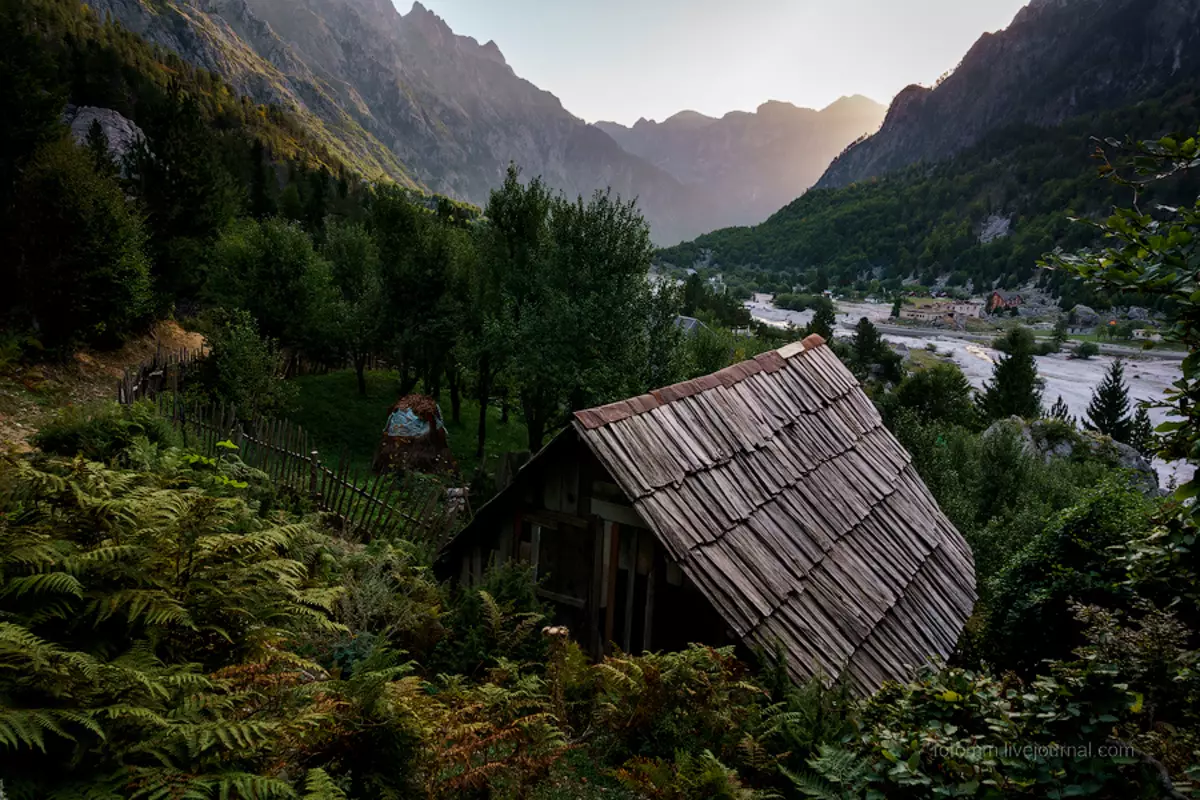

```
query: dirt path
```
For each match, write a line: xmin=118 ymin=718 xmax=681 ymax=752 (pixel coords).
xmin=0 ymin=321 xmax=205 ymax=454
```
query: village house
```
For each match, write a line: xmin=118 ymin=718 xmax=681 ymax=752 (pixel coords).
xmin=899 ymin=303 xmax=955 ymax=324
xmin=988 ymin=290 xmax=1023 ymax=313
xmin=952 ymin=300 xmax=986 ymax=319
xmin=437 ymin=335 xmax=977 ymax=693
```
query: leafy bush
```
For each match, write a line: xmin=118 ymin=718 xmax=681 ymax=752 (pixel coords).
xmin=1071 ymin=340 xmax=1101 ymax=359
xmin=33 ymin=400 xmax=179 ymax=462
xmin=983 ymin=481 xmax=1156 ymax=674
xmin=432 ymin=562 xmax=550 ymax=678
xmin=193 ymin=308 xmax=297 ymax=417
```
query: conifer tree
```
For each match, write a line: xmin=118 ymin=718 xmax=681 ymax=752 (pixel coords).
xmin=979 ymin=327 xmax=1043 ymax=420
xmin=1049 ymin=395 xmax=1074 ymax=425
xmin=1084 ymin=359 xmax=1132 ymax=442
xmin=851 ymin=316 xmax=883 ymax=377
xmin=809 ymin=299 xmax=837 ymax=341
xmin=1129 ymin=405 xmax=1155 ymax=458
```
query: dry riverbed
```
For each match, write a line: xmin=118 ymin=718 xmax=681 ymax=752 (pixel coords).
xmin=746 ymin=300 xmax=1193 ymax=487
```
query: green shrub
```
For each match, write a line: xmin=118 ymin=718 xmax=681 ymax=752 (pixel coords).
xmin=33 ymin=400 xmax=179 ymax=462
xmin=431 ymin=562 xmax=550 ymax=678
xmin=983 ymin=481 xmax=1156 ymax=674
xmin=193 ymin=309 xmax=297 ymax=417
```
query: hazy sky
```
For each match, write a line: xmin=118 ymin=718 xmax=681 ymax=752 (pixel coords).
xmin=404 ymin=0 xmax=1030 ymax=125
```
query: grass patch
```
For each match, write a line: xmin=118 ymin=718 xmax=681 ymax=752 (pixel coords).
xmin=287 ymin=369 xmax=529 ymax=480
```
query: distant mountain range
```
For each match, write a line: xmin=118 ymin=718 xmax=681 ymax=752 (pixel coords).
xmin=816 ymin=0 xmax=1200 ymax=189
xmin=660 ymin=0 xmax=1200 ymax=296
xmin=81 ymin=0 xmax=878 ymax=243
xmin=596 ymin=96 xmax=885 ymax=229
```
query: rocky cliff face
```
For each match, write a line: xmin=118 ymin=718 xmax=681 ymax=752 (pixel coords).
xmin=816 ymin=0 xmax=1200 ymax=189
xmin=595 ymin=96 xmax=884 ymax=228
xmin=82 ymin=0 xmax=711 ymax=243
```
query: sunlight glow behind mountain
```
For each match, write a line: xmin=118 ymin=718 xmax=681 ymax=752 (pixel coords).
xmin=406 ymin=0 xmax=1030 ymax=125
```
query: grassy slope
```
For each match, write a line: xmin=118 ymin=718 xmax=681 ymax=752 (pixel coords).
xmin=287 ymin=370 xmax=529 ymax=480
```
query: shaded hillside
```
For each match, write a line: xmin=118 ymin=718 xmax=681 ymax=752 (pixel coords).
xmin=817 ymin=0 xmax=1200 ymax=190
xmin=595 ymin=96 xmax=884 ymax=228
xmin=657 ymin=83 xmax=1200 ymax=296
xmin=83 ymin=0 xmax=711 ymax=242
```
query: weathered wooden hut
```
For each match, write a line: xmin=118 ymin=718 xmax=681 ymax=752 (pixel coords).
xmin=437 ymin=335 xmax=976 ymax=693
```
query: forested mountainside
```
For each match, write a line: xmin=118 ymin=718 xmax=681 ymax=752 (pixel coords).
xmin=82 ymin=0 xmax=723 ymax=242
xmin=595 ymin=96 xmax=885 ymax=229
xmin=816 ymin=0 xmax=1200 ymax=190
xmin=658 ymin=81 xmax=1200 ymax=298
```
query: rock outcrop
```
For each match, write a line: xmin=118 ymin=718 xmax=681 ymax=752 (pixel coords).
xmin=64 ymin=106 xmax=145 ymax=164
xmin=986 ymin=417 xmax=1159 ymax=495
xmin=80 ymin=0 xmax=736 ymax=243
xmin=816 ymin=0 xmax=1200 ymax=189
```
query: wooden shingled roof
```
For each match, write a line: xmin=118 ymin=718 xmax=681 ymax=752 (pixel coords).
xmin=572 ymin=334 xmax=976 ymax=693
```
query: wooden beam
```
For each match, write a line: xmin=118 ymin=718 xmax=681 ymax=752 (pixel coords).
xmin=536 ymin=588 xmax=586 ymax=609
xmin=604 ymin=523 xmax=620 ymax=654
xmin=524 ymin=509 xmax=589 ymax=529
xmin=623 ymin=528 xmax=639 ymax=653
xmin=590 ymin=518 xmax=605 ymax=657
xmin=530 ymin=524 xmax=541 ymax=580
xmin=589 ymin=497 xmax=647 ymax=529
xmin=643 ymin=545 xmax=657 ymax=653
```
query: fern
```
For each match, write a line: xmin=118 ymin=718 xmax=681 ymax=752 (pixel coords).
xmin=301 ymin=768 xmax=347 ymax=800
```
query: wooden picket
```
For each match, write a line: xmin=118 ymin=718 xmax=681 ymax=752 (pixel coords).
xmin=120 ymin=349 xmax=464 ymax=546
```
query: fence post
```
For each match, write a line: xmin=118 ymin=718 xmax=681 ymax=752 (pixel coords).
xmin=309 ymin=450 xmax=320 ymax=500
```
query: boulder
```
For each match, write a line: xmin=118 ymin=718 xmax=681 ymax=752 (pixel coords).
xmin=63 ymin=106 xmax=145 ymax=167
xmin=983 ymin=417 xmax=1159 ymax=495
xmin=1070 ymin=304 xmax=1102 ymax=327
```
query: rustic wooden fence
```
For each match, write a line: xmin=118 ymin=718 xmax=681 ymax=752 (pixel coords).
xmin=116 ymin=347 xmax=465 ymax=545
xmin=153 ymin=393 xmax=461 ymax=545
xmin=117 ymin=344 xmax=204 ymax=405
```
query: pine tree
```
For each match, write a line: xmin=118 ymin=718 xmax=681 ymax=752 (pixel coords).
xmin=809 ymin=300 xmax=837 ymax=341
xmin=84 ymin=119 xmax=116 ymax=178
xmin=1129 ymin=405 xmax=1155 ymax=458
xmin=1084 ymin=359 xmax=1132 ymax=442
xmin=851 ymin=316 xmax=883 ymax=377
xmin=979 ymin=327 xmax=1043 ymax=420
xmin=1049 ymin=395 xmax=1074 ymax=425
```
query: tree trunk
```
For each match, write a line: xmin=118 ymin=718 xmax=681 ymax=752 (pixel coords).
xmin=354 ymin=353 xmax=367 ymax=397
xmin=501 ymin=391 xmax=510 ymax=425
xmin=523 ymin=394 xmax=545 ymax=452
xmin=448 ymin=367 xmax=462 ymax=423
xmin=476 ymin=355 xmax=490 ymax=459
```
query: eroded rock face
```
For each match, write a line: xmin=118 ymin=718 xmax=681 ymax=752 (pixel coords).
xmin=79 ymin=0 xmax=729 ymax=243
xmin=64 ymin=106 xmax=145 ymax=165
xmin=816 ymin=0 xmax=1200 ymax=189
xmin=985 ymin=417 xmax=1159 ymax=495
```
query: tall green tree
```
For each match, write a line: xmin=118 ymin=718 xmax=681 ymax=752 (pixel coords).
xmin=808 ymin=298 xmax=837 ymax=341
xmin=508 ymin=187 xmax=658 ymax=451
xmin=206 ymin=217 xmax=336 ymax=356
xmin=978 ymin=327 xmax=1043 ymax=420
xmin=323 ymin=220 xmax=385 ymax=395
xmin=475 ymin=165 xmax=553 ymax=456
xmin=126 ymin=82 xmax=242 ymax=301
xmin=10 ymin=138 xmax=153 ymax=349
xmin=1044 ymin=130 xmax=1200 ymax=515
xmin=1129 ymin=406 xmax=1155 ymax=459
xmin=1084 ymin=359 xmax=1132 ymax=442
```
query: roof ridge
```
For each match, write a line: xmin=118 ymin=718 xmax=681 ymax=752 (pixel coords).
xmin=574 ymin=334 xmax=827 ymax=431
